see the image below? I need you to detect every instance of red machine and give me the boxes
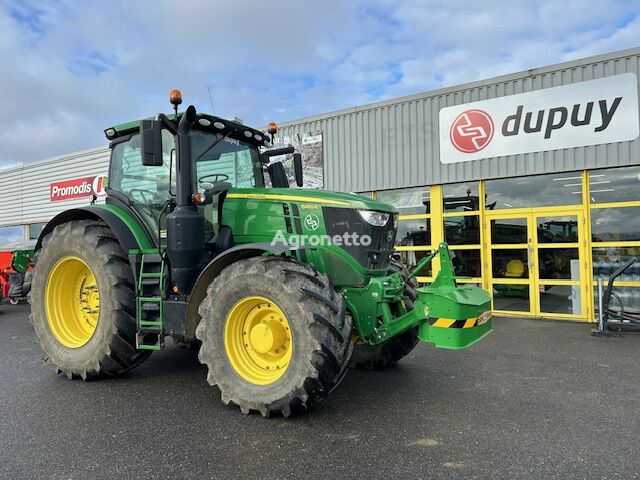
[0,243,35,305]
[0,251,15,303]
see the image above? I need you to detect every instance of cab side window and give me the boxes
[109,130,175,231]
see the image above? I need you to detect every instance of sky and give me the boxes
[0,0,639,242]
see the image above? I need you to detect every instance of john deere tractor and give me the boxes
[30,91,492,417]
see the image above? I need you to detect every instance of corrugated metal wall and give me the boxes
[277,48,640,192]
[0,148,109,227]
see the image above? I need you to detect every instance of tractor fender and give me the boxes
[35,206,154,257]
[185,243,294,340]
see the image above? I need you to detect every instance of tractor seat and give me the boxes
[504,259,525,278]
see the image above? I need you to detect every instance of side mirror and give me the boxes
[293,153,303,187]
[267,162,290,188]
[140,119,164,166]
[259,145,295,164]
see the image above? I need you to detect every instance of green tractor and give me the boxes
[29,91,492,417]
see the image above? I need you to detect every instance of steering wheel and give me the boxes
[199,173,229,188]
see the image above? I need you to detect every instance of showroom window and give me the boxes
[29,223,45,240]
[485,172,583,209]
[587,165,640,204]
[443,182,480,212]
[589,166,640,316]
[377,186,430,215]
[591,207,640,242]
[377,187,432,280]
[442,182,482,281]
[0,226,23,244]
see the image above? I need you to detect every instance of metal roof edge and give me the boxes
[273,47,640,128]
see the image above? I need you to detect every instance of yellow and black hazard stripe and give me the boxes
[428,314,490,329]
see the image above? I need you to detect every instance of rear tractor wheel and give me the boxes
[350,258,420,370]
[29,220,151,379]
[196,256,353,417]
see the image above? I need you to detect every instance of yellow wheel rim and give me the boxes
[45,256,100,348]
[224,295,292,385]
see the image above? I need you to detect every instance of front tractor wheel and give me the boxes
[196,256,353,417]
[30,221,151,379]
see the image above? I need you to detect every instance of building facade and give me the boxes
[1,48,640,322]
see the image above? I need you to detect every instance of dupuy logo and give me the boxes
[449,109,494,153]
[304,214,320,231]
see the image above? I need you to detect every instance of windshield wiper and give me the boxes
[196,131,231,162]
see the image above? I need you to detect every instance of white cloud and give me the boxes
[0,0,638,168]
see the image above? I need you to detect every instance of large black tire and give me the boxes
[29,221,151,379]
[196,256,353,417]
[349,259,420,370]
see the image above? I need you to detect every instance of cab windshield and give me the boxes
[191,130,264,193]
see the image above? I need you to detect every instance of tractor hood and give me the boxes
[225,188,396,213]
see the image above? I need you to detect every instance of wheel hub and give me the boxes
[45,256,100,348]
[249,319,287,354]
[224,296,292,385]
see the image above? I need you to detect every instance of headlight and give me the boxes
[357,209,390,227]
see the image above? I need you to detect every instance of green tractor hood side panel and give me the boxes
[221,187,397,287]
[225,187,395,212]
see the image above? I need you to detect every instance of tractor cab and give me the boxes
[104,93,301,250]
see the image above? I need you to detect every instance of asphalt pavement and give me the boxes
[1,303,639,480]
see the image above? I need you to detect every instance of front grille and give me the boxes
[322,207,397,270]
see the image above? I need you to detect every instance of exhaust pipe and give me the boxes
[166,105,203,294]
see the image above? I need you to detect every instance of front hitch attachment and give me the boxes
[414,243,492,349]
[343,243,492,350]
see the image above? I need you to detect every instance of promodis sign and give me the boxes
[50,176,107,202]
[439,73,639,163]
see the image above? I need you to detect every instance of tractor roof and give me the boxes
[105,112,270,147]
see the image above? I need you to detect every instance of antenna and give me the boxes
[206,85,215,114]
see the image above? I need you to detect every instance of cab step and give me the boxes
[135,251,166,351]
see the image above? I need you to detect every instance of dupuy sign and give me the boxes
[439,73,640,163]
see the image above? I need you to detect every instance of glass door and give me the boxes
[485,214,535,316]
[533,211,587,319]
[484,210,589,320]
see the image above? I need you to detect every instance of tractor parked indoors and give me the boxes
[29,90,492,417]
